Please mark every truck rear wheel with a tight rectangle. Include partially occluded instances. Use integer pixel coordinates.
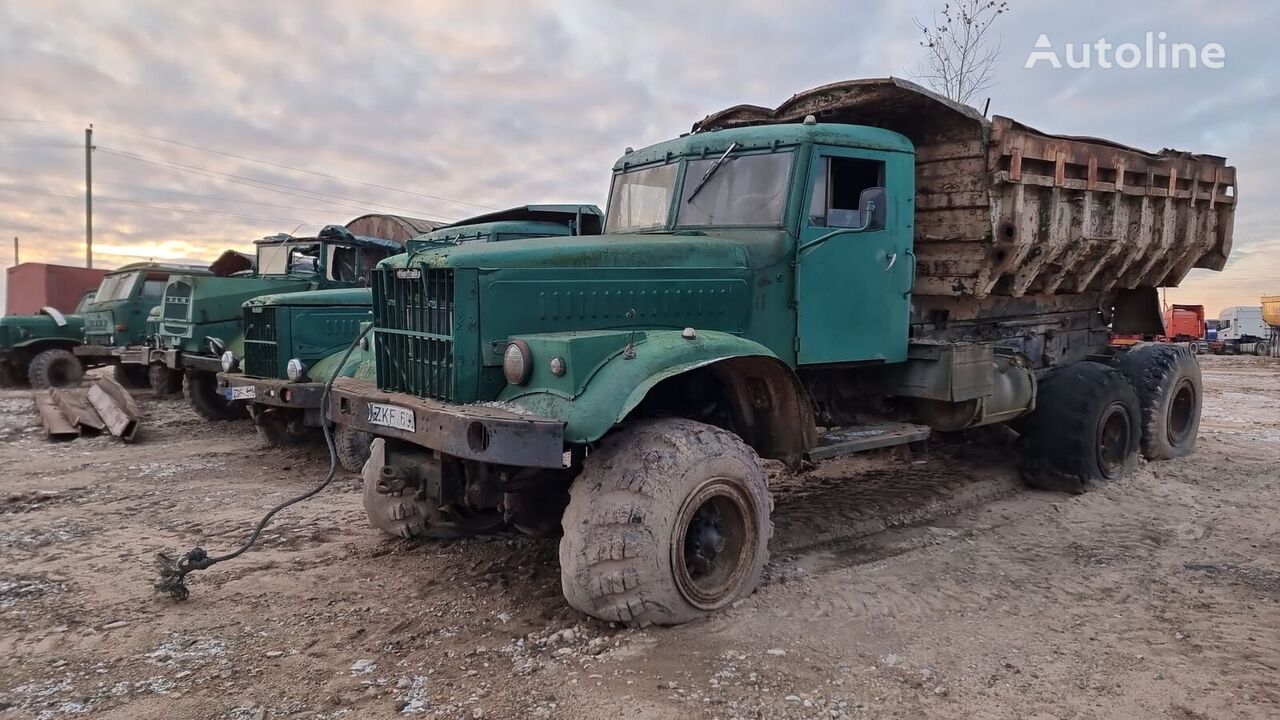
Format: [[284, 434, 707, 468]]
[[182, 370, 246, 421], [149, 364, 182, 395], [1018, 362, 1141, 493], [28, 348, 84, 389], [114, 363, 151, 389], [253, 409, 304, 446], [334, 423, 373, 474], [559, 418, 772, 627], [1115, 344, 1202, 460]]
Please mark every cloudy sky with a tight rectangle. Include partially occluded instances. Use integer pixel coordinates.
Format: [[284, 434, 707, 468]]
[[1, 0, 1275, 316]]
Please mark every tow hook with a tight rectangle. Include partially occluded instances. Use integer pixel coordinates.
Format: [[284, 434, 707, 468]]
[[376, 465, 410, 494]]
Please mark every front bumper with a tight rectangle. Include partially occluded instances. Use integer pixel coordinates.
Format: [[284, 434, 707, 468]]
[[72, 344, 118, 362], [159, 350, 221, 373], [117, 346, 159, 366], [326, 377, 566, 469], [217, 373, 325, 409]]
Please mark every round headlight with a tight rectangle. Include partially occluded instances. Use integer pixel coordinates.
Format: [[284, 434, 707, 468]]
[[286, 358, 306, 382], [503, 340, 532, 385], [220, 350, 238, 373]]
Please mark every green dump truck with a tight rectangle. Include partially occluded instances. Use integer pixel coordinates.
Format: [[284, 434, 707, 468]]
[[327, 78, 1235, 626], [218, 205, 602, 472], [155, 224, 415, 421]]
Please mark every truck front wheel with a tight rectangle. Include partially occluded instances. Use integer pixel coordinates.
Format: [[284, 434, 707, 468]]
[[182, 371, 246, 421], [1018, 362, 1141, 493], [149, 364, 182, 395], [28, 348, 84, 389], [1115, 344, 1202, 460], [559, 418, 772, 627], [334, 423, 372, 474], [114, 364, 151, 389]]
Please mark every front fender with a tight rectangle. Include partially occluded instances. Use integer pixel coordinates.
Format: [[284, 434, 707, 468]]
[[499, 329, 788, 444]]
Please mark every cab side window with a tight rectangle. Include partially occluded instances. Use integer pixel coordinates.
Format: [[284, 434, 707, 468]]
[[809, 156, 886, 228]]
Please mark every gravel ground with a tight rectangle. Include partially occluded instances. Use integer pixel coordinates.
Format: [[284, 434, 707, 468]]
[[0, 355, 1277, 719]]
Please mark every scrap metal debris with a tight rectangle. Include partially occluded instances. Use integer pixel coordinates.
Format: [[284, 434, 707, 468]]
[[33, 375, 141, 442]]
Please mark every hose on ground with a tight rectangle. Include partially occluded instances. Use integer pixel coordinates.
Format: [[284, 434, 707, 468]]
[[154, 323, 374, 601]]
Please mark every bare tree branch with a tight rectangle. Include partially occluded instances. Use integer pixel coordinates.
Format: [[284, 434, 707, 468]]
[[909, 0, 1009, 107]]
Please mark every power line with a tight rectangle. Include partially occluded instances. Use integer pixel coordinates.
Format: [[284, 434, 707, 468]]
[[93, 178, 348, 216], [0, 182, 324, 225], [104, 125, 498, 212], [96, 146, 458, 222]]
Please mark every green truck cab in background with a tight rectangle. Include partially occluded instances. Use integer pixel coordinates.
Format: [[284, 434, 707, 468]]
[[217, 205, 602, 473], [326, 78, 1233, 626], [154, 225, 406, 421], [0, 290, 95, 388]]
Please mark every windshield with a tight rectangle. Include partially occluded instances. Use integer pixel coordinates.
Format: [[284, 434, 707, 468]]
[[678, 152, 792, 227], [258, 242, 320, 276], [74, 292, 96, 313], [604, 150, 794, 233], [95, 272, 139, 302], [604, 163, 677, 233]]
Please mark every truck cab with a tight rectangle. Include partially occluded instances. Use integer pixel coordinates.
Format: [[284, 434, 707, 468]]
[[218, 205, 603, 471]]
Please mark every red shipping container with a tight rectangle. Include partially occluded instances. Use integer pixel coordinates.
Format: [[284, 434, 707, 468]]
[[6, 263, 110, 316]]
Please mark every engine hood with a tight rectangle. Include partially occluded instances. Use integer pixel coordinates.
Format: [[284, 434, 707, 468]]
[[388, 230, 791, 272], [246, 287, 372, 309]]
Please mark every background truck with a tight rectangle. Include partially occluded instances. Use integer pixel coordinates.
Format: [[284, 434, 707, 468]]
[[1262, 296, 1280, 357], [218, 205, 602, 471], [5, 262, 108, 315], [156, 222, 422, 421], [1214, 306, 1269, 355], [0, 262, 208, 389], [1164, 304, 1207, 344], [75, 262, 215, 387], [326, 78, 1235, 626]]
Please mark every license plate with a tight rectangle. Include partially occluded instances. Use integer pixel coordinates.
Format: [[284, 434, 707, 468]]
[[227, 385, 255, 401], [368, 402, 416, 432]]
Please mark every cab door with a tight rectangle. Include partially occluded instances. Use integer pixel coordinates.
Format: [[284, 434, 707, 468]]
[[795, 146, 913, 365]]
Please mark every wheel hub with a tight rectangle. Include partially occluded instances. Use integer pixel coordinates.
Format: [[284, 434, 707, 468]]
[[1167, 379, 1195, 446], [1096, 402, 1131, 478], [672, 478, 756, 611]]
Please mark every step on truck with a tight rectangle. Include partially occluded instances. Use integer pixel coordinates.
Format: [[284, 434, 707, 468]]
[[326, 78, 1236, 626], [152, 219, 433, 420], [218, 205, 603, 472], [0, 262, 209, 389]]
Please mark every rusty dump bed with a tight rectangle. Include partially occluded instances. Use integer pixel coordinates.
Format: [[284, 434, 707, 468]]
[[1263, 296, 1280, 328], [696, 78, 1237, 300]]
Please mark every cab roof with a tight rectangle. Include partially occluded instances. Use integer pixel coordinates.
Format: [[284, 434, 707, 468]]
[[416, 204, 604, 243], [254, 224, 402, 251], [109, 261, 212, 276], [615, 122, 913, 172]]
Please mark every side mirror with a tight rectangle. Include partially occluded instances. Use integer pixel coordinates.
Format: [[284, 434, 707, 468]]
[[858, 187, 887, 231]]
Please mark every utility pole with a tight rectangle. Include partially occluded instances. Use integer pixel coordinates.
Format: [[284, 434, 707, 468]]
[[85, 124, 93, 268], [12, 237, 17, 265]]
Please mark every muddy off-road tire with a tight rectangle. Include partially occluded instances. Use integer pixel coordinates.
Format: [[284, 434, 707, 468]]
[[559, 418, 772, 627], [1115, 343, 1202, 461], [149, 364, 182, 395], [182, 370, 245, 421], [0, 360, 26, 389], [360, 438, 503, 539], [254, 411, 304, 446], [334, 423, 373, 474], [28, 348, 84, 389], [1018, 362, 1141, 494], [114, 363, 151, 389]]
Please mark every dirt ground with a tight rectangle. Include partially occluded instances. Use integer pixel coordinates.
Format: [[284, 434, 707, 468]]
[[1, 354, 1277, 720]]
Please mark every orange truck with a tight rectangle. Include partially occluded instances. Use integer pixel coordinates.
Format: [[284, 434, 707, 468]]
[[1163, 304, 1207, 342]]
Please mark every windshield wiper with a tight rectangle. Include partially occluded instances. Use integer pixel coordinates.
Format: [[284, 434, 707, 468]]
[[685, 142, 739, 204]]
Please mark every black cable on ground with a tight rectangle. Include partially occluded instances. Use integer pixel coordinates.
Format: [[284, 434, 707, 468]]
[[155, 323, 374, 601]]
